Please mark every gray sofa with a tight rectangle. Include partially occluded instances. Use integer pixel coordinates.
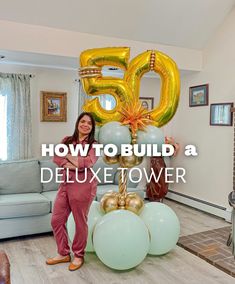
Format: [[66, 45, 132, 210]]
[[0, 157, 146, 239]]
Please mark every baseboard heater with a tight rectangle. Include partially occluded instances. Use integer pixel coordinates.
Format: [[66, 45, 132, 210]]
[[166, 189, 232, 222]]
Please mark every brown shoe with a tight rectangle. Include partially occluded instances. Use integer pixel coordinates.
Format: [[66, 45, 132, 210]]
[[68, 258, 84, 271], [46, 255, 71, 265]]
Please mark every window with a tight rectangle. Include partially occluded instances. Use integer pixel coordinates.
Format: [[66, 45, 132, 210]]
[[98, 94, 116, 110], [0, 94, 7, 160]]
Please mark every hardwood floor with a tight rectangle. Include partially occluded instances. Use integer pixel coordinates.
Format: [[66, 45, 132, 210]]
[[0, 200, 234, 284], [164, 199, 228, 236]]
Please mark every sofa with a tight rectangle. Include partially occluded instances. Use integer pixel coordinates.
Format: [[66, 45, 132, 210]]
[[0, 156, 147, 239]]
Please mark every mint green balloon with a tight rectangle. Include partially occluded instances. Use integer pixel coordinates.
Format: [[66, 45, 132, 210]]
[[98, 122, 131, 153], [137, 125, 164, 152], [140, 202, 180, 255], [67, 201, 104, 252], [93, 210, 150, 270]]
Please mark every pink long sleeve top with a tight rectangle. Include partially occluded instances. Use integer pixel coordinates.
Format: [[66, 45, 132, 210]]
[[53, 136, 99, 185]]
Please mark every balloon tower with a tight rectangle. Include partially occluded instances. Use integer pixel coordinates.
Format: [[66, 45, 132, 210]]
[[67, 47, 181, 270]]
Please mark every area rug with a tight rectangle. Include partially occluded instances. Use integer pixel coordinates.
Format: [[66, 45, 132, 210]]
[[177, 226, 235, 277]]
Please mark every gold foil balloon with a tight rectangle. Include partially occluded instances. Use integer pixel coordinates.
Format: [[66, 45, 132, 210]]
[[125, 50, 180, 127], [100, 192, 119, 213], [125, 193, 144, 215], [124, 50, 151, 105], [147, 51, 180, 127], [103, 155, 120, 165], [119, 155, 143, 168], [79, 47, 180, 128], [79, 47, 133, 125]]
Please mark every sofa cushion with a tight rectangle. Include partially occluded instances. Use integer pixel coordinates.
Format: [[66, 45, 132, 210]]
[[41, 191, 58, 212], [96, 184, 145, 201], [0, 193, 50, 219], [0, 159, 42, 195], [39, 159, 59, 192]]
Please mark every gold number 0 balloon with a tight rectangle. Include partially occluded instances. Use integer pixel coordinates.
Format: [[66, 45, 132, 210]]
[[79, 47, 180, 127], [125, 50, 180, 127]]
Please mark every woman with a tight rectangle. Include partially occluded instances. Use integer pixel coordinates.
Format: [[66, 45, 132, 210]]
[[46, 112, 98, 271]]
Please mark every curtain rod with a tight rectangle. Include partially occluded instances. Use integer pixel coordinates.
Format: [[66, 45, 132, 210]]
[[0, 72, 35, 78]]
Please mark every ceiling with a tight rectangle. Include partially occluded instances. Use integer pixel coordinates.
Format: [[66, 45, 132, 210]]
[[0, 49, 196, 77], [0, 0, 234, 50], [0, 0, 234, 73]]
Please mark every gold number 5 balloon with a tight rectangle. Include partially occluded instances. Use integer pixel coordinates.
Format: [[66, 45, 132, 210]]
[[79, 47, 180, 127]]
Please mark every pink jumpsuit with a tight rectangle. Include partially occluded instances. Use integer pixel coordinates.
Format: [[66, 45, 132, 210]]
[[51, 137, 98, 259]]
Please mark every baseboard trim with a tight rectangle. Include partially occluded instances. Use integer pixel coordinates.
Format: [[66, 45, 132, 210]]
[[166, 190, 232, 222]]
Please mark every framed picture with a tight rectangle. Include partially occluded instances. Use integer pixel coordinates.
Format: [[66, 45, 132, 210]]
[[139, 97, 154, 111], [189, 84, 209, 107], [40, 91, 67, 122], [210, 103, 233, 126]]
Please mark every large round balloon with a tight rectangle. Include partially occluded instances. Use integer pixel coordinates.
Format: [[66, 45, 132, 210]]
[[98, 121, 131, 153], [93, 210, 150, 270], [137, 125, 164, 152], [67, 201, 104, 252], [140, 202, 180, 255]]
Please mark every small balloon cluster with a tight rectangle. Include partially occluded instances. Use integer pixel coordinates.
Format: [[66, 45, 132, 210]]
[[96, 121, 165, 214]]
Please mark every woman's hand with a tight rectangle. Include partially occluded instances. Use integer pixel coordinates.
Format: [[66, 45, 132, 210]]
[[64, 162, 76, 169], [66, 154, 78, 167]]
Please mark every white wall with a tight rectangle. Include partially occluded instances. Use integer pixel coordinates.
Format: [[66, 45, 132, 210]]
[[0, 64, 79, 157], [170, 7, 235, 209]]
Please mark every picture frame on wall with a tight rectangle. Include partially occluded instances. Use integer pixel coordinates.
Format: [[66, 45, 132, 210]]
[[189, 84, 209, 107], [139, 97, 154, 111], [210, 103, 233, 126], [40, 91, 67, 122]]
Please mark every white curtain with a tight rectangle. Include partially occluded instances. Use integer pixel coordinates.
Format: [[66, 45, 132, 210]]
[[78, 80, 90, 115], [0, 73, 32, 160]]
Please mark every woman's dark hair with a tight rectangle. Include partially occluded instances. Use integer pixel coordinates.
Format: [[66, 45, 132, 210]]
[[63, 112, 96, 151]]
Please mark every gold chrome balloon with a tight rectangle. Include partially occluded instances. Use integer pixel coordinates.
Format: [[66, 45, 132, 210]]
[[119, 155, 143, 168], [134, 156, 143, 166], [125, 192, 145, 215], [103, 155, 120, 165], [100, 192, 119, 213], [80, 47, 133, 125]]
